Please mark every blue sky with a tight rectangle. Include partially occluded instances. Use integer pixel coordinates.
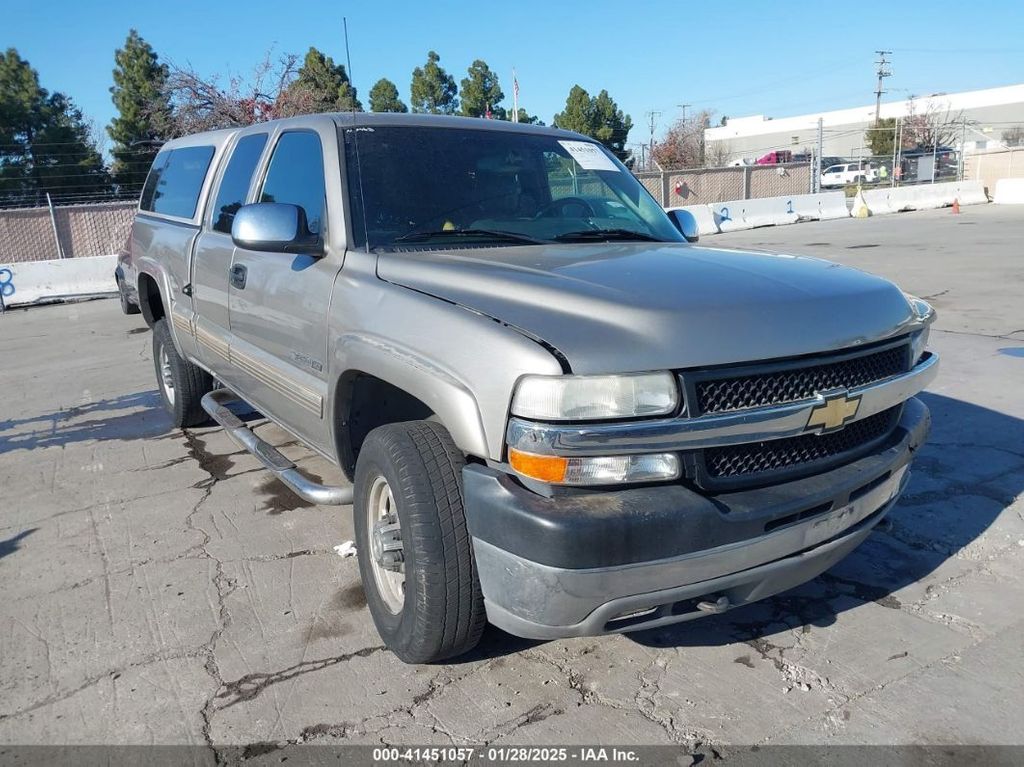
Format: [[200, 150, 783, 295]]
[[5, 0, 1024, 148]]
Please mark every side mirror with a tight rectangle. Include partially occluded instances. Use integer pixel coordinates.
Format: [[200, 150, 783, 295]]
[[667, 209, 700, 243], [231, 203, 323, 255]]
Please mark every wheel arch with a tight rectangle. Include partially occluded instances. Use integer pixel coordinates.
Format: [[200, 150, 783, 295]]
[[136, 271, 166, 328], [330, 352, 490, 482]]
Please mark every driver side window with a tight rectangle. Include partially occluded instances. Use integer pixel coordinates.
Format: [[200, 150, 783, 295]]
[[260, 131, 326, 234]]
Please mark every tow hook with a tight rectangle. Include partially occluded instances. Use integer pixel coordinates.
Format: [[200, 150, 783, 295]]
[[696, 596, 731, 614]]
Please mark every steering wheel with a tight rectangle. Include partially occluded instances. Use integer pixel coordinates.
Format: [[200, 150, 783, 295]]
[[536, 196, 597, 219]]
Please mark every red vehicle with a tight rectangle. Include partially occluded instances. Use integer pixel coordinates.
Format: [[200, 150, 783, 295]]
[[755, 150, 793, 165]]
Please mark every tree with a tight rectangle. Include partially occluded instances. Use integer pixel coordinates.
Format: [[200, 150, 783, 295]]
[[1001, 125, 1024, 147], [901, 97, 965, 150], [864, 117, 897, 157], [459, 59, 505, 119], [369, 78, 407, 113], [591, 90, 632, 161], [158, 52, 301, 134], [552, 85, 632, 161], [651, 112, 706, 168], [409, 51, 457, 114], [552, 85, 593, 134], [705, 140, 733, 167], [108, 30, 170, 190], [652, 110, 724, 168], [281, 47, 361, 113], [0, 48, 110, 205], [508, 107, 542, 125]]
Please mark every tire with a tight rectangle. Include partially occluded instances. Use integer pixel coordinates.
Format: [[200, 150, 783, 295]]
[[354, 420, 486, 663], [118, 277, 141, 315], [152, 318, 212, 428]]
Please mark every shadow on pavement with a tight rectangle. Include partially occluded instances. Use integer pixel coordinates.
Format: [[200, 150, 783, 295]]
[[0, 390, 172, 455], [0, 529, 37, 561]]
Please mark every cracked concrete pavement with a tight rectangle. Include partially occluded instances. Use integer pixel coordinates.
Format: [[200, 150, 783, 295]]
[[0, 204, 1022, 752]]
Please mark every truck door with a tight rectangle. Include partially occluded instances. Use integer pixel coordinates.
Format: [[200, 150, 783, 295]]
[[227, 127, 341, 447], [191, 131, 269, 375]]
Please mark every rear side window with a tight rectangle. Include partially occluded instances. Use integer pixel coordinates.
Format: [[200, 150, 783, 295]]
[[140, 145, 215, 219], [259, 132, 325, 234], [211, 133, 268, 233]]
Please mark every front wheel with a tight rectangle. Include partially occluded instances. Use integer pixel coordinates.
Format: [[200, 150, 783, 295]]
[[152, 319, 212, 427], [354, 421, 485, 663]]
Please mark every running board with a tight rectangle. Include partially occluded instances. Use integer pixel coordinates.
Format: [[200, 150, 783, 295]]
[[200, 388, 354, 506]]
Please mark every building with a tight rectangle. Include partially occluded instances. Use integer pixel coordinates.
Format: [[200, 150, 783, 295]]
[[704, 83, 1024, 165]]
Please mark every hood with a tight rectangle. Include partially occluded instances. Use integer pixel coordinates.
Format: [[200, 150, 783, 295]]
[[377, 242, 921, 374]]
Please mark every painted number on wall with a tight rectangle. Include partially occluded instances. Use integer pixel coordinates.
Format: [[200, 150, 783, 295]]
[[0, 268, 14, 298]]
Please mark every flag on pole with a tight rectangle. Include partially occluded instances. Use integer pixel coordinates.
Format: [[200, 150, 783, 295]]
[[512, 69, 519, 123]]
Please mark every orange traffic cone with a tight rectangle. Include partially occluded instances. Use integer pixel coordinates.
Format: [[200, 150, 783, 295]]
[[952, 198, 960, 214]]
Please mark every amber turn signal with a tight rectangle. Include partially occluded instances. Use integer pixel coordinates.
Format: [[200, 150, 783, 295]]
[[508, 448, 568, 483]]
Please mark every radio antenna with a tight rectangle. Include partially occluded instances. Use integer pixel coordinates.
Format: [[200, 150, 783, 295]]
[[343, 16, 371, 253]]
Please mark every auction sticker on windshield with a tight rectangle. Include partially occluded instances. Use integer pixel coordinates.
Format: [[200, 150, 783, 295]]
[[558, 140, 619, 171]]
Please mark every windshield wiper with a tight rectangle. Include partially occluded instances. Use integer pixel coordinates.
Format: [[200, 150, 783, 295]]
[[552, 228, 663, 243], [552, 227, 663, 242], [393, 228, 547, 245]]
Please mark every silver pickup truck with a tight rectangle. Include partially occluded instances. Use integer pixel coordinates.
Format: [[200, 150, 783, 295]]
[[131, 113, 937, 663]]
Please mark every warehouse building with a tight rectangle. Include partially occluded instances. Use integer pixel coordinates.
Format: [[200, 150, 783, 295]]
[[704, 83, 1024, 165]]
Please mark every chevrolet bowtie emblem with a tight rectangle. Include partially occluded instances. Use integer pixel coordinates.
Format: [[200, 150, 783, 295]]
[[806, 391, 861, 433]]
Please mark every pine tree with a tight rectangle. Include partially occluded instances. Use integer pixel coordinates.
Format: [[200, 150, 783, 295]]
[[1, 48, 109, 205], [552, 85, 594, 135], [553, 85, 632, 160], [591, 89, 633, 161], [108, 29, 170, 190], [286, 47, 361, 113], [368, 78, 408, 113], [409, 51, 457, 115], [459, 60, 505, 119]]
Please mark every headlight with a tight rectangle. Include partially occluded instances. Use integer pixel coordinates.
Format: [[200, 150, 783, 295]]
[[511, 372, 679, 421], [904, 294, 935, 363], [509, 449, 681, 486], [910, 325, 930, 364], [904, 294, 935, 323]]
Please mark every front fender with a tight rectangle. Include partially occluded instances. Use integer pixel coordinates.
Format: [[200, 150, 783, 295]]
[[333, 333, 490, 460]]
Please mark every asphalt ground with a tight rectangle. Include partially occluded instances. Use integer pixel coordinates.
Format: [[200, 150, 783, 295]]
[[1, 203, 1022, 760]]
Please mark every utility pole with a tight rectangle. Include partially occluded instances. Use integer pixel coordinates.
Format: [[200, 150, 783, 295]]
[[890, 117, 900, 188], [676, 103, 691, 123], [814, 117, 823, 193], [645, 110, 661, 171], [959, 117, 968, 181], [874, 51, 892, 124]]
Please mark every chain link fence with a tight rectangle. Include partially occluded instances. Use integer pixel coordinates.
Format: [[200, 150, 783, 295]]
[[635, 162, 813, 207], [0, 201, 135, 263]]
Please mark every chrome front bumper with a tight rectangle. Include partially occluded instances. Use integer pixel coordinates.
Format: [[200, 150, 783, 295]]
[[507, 351, 938, 456]]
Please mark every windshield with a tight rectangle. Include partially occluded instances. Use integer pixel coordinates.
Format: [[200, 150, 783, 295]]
[[341, 125, 683, 250]]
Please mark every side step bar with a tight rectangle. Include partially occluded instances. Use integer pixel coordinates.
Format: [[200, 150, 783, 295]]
[[200, 388, 354, 506]]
